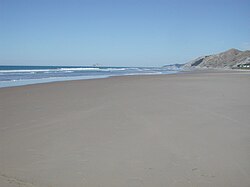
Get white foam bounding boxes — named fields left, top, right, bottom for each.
left=0, top=67, right=128, bottom=73
left=60, top=67, right=127, bottom=71
left=0, top=75, right=110, bottom=88
left=0, top=69, right=52, bottom=73
left=101, top=68, right=126, bottom=71
left=59, top=67, right=100, bottom=71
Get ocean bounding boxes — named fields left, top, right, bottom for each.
left=0, top=66, right=177, bottom=88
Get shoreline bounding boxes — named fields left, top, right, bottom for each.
left=1, top=67, right=249, bottom=89
left=0, top=71, right=179, bottom=89
left=0, top=66, right=177, bottom=89
left=0, top=71, right=178, bottom=89
left=1, top=68, right=249, bottom=89
left=1, top=71, right=250, bottom=187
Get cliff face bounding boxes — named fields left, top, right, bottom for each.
left=184, top=49, right=250, bottom=69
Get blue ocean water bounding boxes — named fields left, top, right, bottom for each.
left=0, top=66, right=177, bottom=88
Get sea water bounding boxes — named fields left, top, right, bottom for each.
left=0, top=66, right=177, bottom=88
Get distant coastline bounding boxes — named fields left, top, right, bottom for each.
left=163, top=48, right=250, bottom=70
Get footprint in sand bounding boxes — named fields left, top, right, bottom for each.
left=191, top=168, right=215, bottom=178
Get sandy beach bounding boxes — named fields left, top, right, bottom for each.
left=0, top=71, right=250, bottom=187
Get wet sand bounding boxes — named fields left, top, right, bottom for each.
left=1, top=71, right=250, bottom=187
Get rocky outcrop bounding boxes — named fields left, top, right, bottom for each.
left=184, top=48, right=250, bottom=69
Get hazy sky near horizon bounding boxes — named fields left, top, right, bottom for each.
left=1, top=0, right=250, bottom=67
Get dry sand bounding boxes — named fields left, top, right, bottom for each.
left=0, top=71, right=250, bottom=187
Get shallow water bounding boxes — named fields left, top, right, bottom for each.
left=0, top=66, right=177, bottom=88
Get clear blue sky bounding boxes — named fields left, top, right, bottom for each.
left=1, top=0, right=250, bottom=67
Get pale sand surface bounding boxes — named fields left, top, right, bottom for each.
left=0, top=72, right=250, bottom=187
